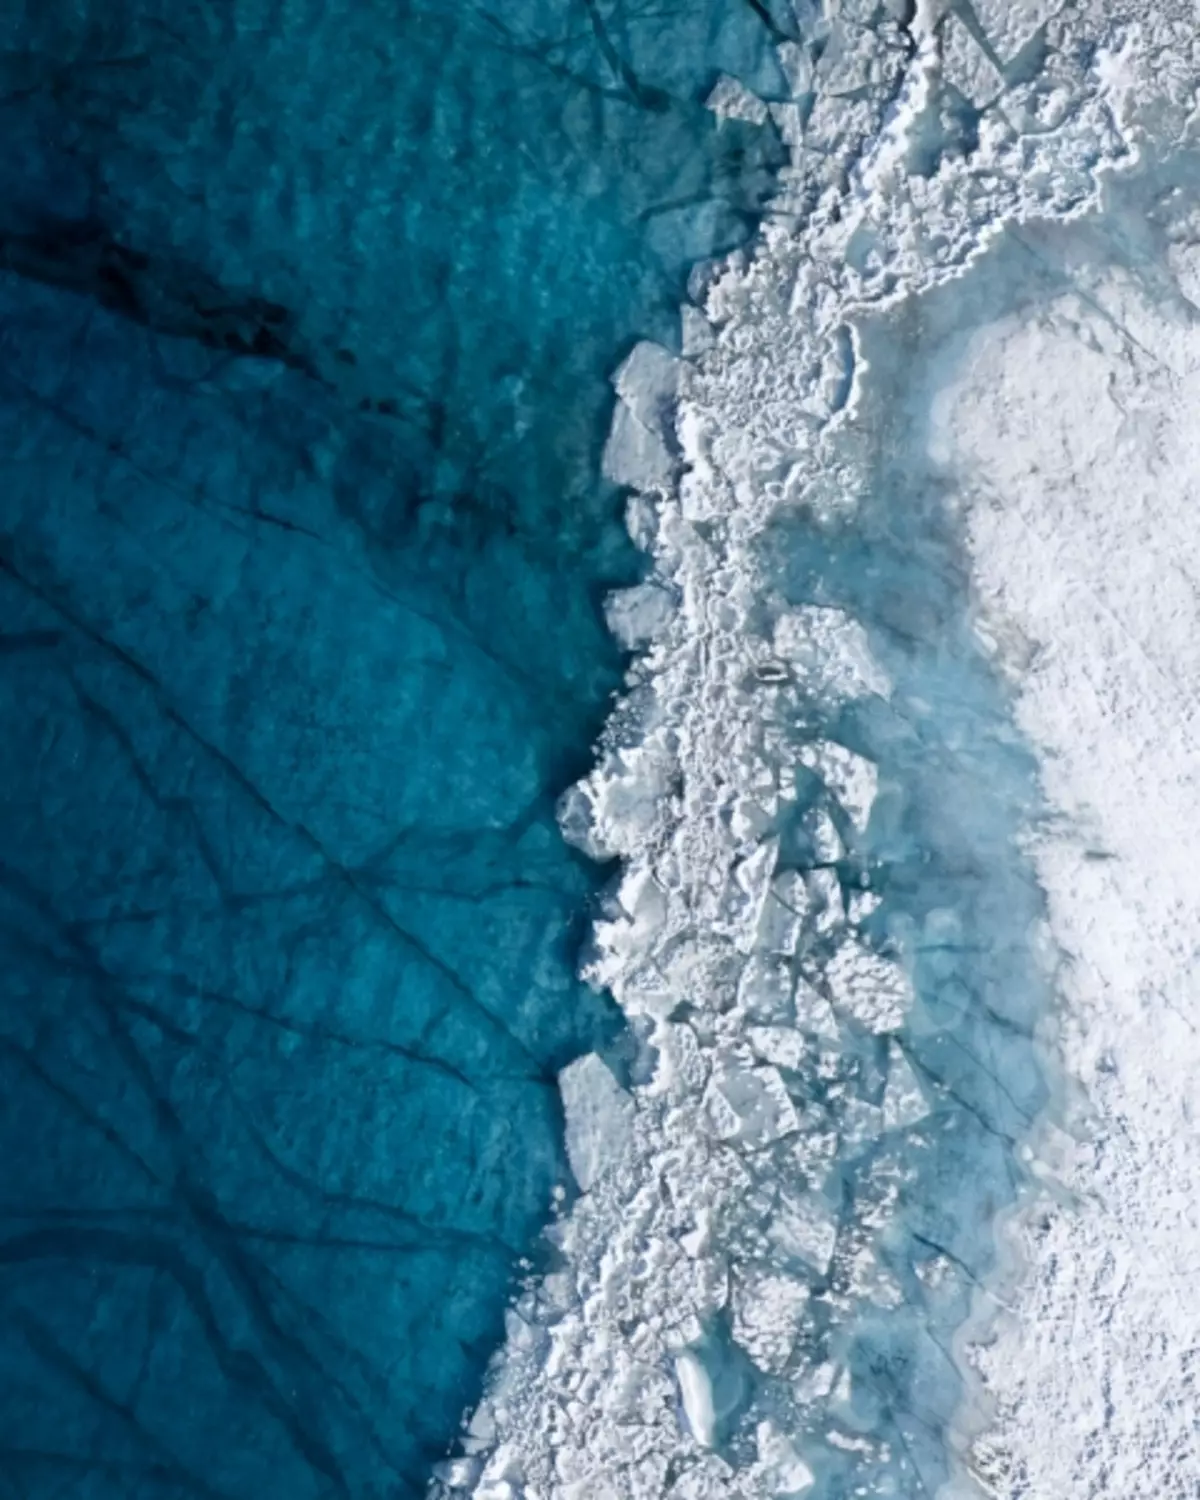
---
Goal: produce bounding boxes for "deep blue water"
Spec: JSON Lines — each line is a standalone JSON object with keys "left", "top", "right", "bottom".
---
{"left": 0, "top": 4, "right": 790, "bottom": 1495}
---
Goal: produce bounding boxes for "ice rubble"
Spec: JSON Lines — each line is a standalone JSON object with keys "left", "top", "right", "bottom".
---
{"left": 434, "top": 2, "right": 1183, "bottom": 1498}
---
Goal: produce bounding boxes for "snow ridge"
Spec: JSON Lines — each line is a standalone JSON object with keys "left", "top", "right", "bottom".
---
{"left": 429, "top": 3, "right": 1182, "bottom": 1497}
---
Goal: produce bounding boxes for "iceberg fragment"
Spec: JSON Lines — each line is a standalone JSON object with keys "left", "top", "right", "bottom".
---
{"left": 675, "top": 1350, "right": 718, "bottom": 1448}
{"left": 559, "top": 1054, "right": 635, "bottom": 1193}
{"left": 704, "top": 1055, "right": 799, "bottom": 1148}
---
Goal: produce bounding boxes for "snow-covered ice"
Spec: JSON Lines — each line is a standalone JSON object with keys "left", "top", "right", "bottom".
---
{"left": 925, "top": 153, "right": 1200, "bottom": 1498}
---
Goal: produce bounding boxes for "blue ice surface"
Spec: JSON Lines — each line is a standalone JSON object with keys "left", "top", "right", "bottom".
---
{"left": 0, "top": 3, "right": 790, "bottom": 1496}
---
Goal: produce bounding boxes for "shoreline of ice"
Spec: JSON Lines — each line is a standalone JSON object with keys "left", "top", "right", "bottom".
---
{"left": 434, "top": 4, "right": 1199, "bottom": 1496}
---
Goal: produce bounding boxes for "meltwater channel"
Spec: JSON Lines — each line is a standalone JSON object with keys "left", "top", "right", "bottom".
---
{"left": 0, "top": 3, "right": 789, "bottom": 1498}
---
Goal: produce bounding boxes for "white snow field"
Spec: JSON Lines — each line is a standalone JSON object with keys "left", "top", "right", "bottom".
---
{"left": 432, "top": 3, "right": 1200, "bottom": 1498}
{"left": 926, "top": 178, "right": 1200, "bottom": 1497}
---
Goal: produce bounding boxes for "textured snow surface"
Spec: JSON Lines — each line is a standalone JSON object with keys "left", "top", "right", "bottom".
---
{"left": 927, "top": 158, "right": 1200, "bottom": 1496}
{"left": 438, "top": 4, "right": 1200, "bottom": 1499}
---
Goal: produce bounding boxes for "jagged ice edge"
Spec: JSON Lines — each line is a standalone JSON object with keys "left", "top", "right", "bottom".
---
{"left": 426, "top": 3, "right": 1169, "bottom": 1498}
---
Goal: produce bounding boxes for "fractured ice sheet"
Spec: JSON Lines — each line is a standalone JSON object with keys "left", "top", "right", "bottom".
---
{"left": 919, "top": 140, "right": 1200, "bottom": 1497}
{"left": 435, "top": 4, "right": 1171, "bottom": 1499}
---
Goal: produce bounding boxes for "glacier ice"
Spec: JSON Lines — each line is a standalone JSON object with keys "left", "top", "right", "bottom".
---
{"left": 436, "top": 2, "right": 1180, "bottom": 1498}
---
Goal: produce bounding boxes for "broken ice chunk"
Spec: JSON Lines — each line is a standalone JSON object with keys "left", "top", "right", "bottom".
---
{"left": 432, "top": 1454, "right": 483, "bottom": 1491}
{"left": 592, "top": 864, "right": 668, "bottom": 974}
{"left": 669, "top": 1454, "right": 738, "bottom": 1499}
{"left": 776, "top": 41, "right": 814, "bottom": 97}
{"left": 737, "top": 954, "right": 794, "bottom": 1023}
{"left": 655, "top": 933, "right": 744, "bottom": 1014}
{"left": 732, "top": 1269, "right": 810, "bottom": 1373}
{"left": 476, "top": 1444, "right": 526, "bottom": 1500}
{"left": 837, "top": 1097, "right": 883, "bottom": 1158}
{"left": 808, "top": 807, "right": 843, "bottom": 864}
{"left": 799, "top": 741, "right": 879, "bottom": 833}
{"left": 748, "top": 1025, "right": 809, "bottom": 1072}
{"left": 847, "top": 887, "right": 882, "bottom": 924}
{"left": 773, "top": 607, "right": 892, "bottom": 701}
{"left": 558, "top": 1054, "right": 635, "bottom": 1192}
{"left": 825, "top": 935, "right": 912, "bottom": 1033}
{"left": 475, "top": 1481, "right": 520, "bottom": 1500}
{"left": 754, "top": 1419, "right": 815, "bottom": 1494}
{"left": 559, "top": 743, "right": 675, "bottom": 861}
{"left": 705, "top": 74, "right": 769, "bottom": 126}
{"left": 769, "top": 99, "right": 805, "bottom": 147}
{"left": 603, "top": 342, "right": 680, "bottom": 489}
{"left": 681, "top": 304, "right": 716, "bottom": 357}
{"left": 563, "top": 1480, "right": 620, "bottom": 1500}
{"left": 793, "top": 1360, "right": 837, "bottom": 1408}
{"left": 806, "top": 867, "right": 845, "bottom": 936}
{"left": 971, "top": 0, "right": 1059, "bottom": 62}
{"left": 768, "top": 1187, "right": 839, "bottom": 1275}
{"left": 649, "top": 1020, "right": 710, "bottom": 1096}
{"left": 604, "top": 582, "right": 676, "bottom": 650}
{"left": 881, "top": 1042, "right": 930, "bottom": 1131}
{"left": 786, "top": 1126, "right": 838, "bottom": 1189}
{"left": 717, "top": 838, "right": 779, "bottom": 952}
{"left": 939, "top": 13, "right": 1003, "bottom": 107}
{"left": 704, "top": 1059, "right": 799, "bottom": 1147}
{"left": 613, "top": 339, "right": 680, "bottom": 429}
{"left": 793, "top": 975, "right": 839, "bottom": 1037}
{"left": 754, "top": 869, "right": 809, "bottom": 954}
{"left": 604, "top": 400, "right": 674, "bottom": 489}
{"left": 675, "top": 1351, "right": 717, "bottom": 1447}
